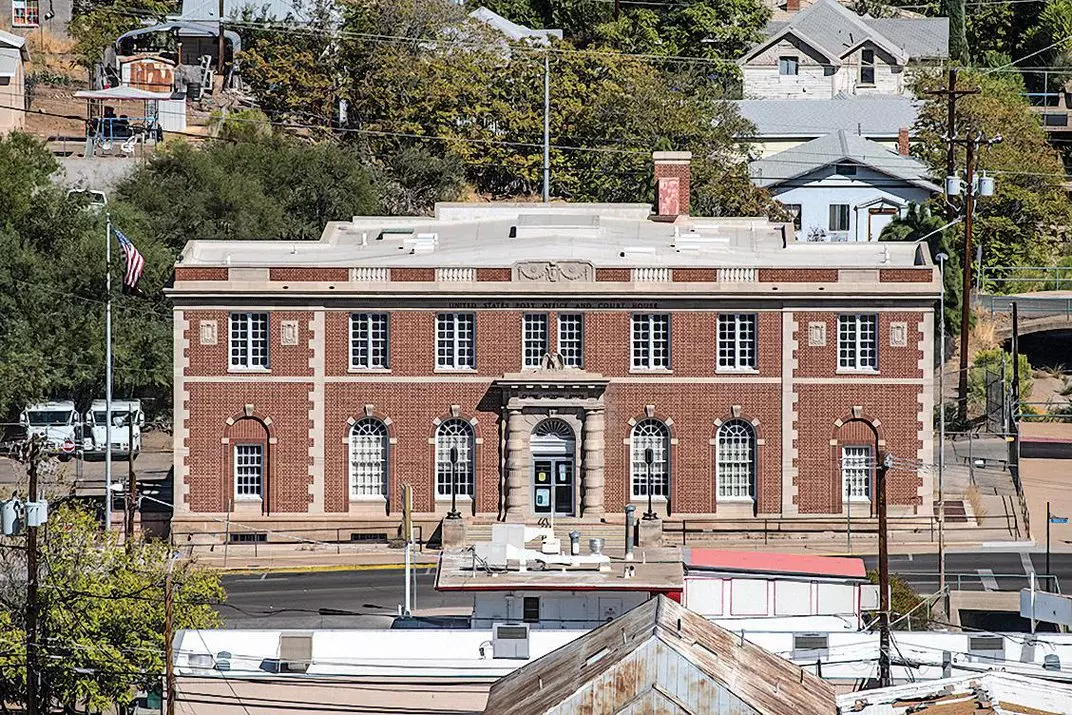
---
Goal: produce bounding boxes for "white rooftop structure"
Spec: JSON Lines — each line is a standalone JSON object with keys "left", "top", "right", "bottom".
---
{"left": 838, "top": 672, "right": 1072, "bottom": 714}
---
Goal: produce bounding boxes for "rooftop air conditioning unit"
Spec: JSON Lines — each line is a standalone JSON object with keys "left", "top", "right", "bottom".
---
{"left": 279, "top": 633, "right": 313, "bottom": 673}
{"left": 968, "top": 636, "right": 1004, "bottom": 663}
{"left": 791, "top": 633, "right": 829, "bottom": 662}
{"left": 492, "top": 623, "right": 531, "bottom": 660}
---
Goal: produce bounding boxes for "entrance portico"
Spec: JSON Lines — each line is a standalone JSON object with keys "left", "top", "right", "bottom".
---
{"left": 497, "top": 365, "right": 609, "bottom": 522}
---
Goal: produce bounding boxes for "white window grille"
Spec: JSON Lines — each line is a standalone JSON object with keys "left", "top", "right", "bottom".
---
{"left": 436, "top": 313, "right": 476, "bottom": 370}
{"left": 436, "top": 419, "right": 475, "bottom": 498}
{"left": 350, "top": 313, "right": 389, "bottom": 369}
{"left": 523, "top": 314, "right": 548, "bottom": 369}
{"left": 631, "top": 419, "right": 669, "bottom": 499}
{"left": 349, "top": 418, "right": 388, "bottom": 499}
{"left": 717, "top": 420, "right": 756, "bottom": 500}
{"left": 838, "top": 314, "right": 878, "bottom": 370}
{"left": 234, "top": 444, "right": 263, "bottom": 500}
{"left": 557, "top": 313, "right": 584, "bottom": 368}
{"left": 229, "top": 313, "right": 269, "bottom": 370}
{"left": 631, "top": 314, "right": 670, "bottom": 370}
{"left": 12, "top": 0, "right": 39, "bottom": 26}
{"left": 842, "top": 445, "right": 872, "bottom": 502}
{"left": 717, "top": 314, "right": 757, "bottom": 370}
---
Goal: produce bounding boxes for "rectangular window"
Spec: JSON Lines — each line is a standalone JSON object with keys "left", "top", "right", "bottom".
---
{"left": 557, "top": 313, "right": 584, "bottom": 368}
{"left": 234, "top": 444, "right": 263, "bottom": 500}
{"left": 717, "top": 314, "right": 757, "bottom": 371}
{"left": 835, "top": 163, "right": 858, "bottom": 176}
{"left": 783, "top": 203, "right": 802, "bottom": 231}
{"left": 828, "top": 204, "right": 850, "bottom": 232}
{"left": 860, "top": 49, "right": 875, "bottom": 85}
{"left": 631, "top": 314, "right": 670, "bottom": 370}
{"left": 436, "top": 313, "right": 476, "bottom": 370}
{"left": 523, "top": 597, "right": 540, "bottom": 623}
{"left": 12, "top": 0, "right": 39, "bottom": 26}
{"left": 522, "top": 314, "right": 548, "bottom": 368}
{"left": 350, "top": 313, "right": 389, "bottom": 370}
{"left": 838, "top": 314, "right": 878, "bottom": 370}
{"left": 842, "top": 445, "right": 872, "bottom": 501}
{"left": 778, "top": 56, "right": 799, "bottom": 76}
{"left": 229, "top": 313, "right": 269, "bottom": 370}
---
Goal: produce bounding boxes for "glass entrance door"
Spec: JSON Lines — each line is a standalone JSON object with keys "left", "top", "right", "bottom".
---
{"left": 534, "top": 458, "right": 574, "bottom": 515}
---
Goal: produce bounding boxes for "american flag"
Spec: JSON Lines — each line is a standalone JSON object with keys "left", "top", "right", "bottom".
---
{"left": 114, "top": 228, "right": 145, "bottom": 295}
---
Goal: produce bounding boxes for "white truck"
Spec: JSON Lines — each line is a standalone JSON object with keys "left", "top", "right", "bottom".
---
{"left": 85, "top": 399, "right": 144, "bottom": 458}
{"left": 19, "top": 402, "right": 81, "bottom": 455}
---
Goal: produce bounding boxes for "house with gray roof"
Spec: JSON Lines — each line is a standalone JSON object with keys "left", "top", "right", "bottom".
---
{"left": 750, "top": 129, "right": 939, "bottom": 242}
{"left": 735, "top": 93, "right": 920, "bottom": 158}
{"left": 739, "top": 0, "right": 947, "bottom": 100}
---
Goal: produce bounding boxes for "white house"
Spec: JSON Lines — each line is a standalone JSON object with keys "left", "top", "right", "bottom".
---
{"left": 0, "top": 29, "right": 28, "bottom": 134}
{"left": 739, "top": 0, "right": 947, "bottom": 100}
{"left": 749, "top": 130, "right": 939, "bottom": 242}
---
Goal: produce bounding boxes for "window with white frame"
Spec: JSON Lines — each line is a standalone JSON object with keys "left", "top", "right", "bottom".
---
{"left": 828, "top": 204, "right": 850, "bottom": 232}
{"left": 557, "top": 313, "right": 584, "bottom": 368}
{"left": 717, "top": 314, "right": 757, "bottom": 370}
{"left": 631, "top": 419, "right": 669, "bottom": 499}
{"left": 12, "top": 0, "right": 39, "bottom": 26}
{"left": 860, "top": 48, "right": 876, "bottom": 85}
{"left": 523, "top": 314, "right": 548, "bottom": 368}
{"left": 435, "top": 419, "right": 474, "bottom": 498}
{"left": 234, "top": 444, "right": 264, "bottom": 500}
{"left": 717, "top": 420, "right": 756, "bottom": 500}
{"left": 631, "top": 314, "right": 670, "bottom": 370}
{"left": 838, "top": 314, "right": 878, "bottom": 370}
{"left": 436, "top": 313, "right": 475, "bottom": 370}
{"left": 349, "top": 418, "right": 388, "bottom": 499}
{"left": 842, "top": 445, "right": 872, "bottom": 501}
{"left": 350, "top": 313, "right": 389, "bottom": 369}
{"left": 229, "top": 313, "right": 269, "bottom": 369}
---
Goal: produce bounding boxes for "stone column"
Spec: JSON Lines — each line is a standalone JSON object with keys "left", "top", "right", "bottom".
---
{"left": 504, "top": 408, "right": 529, "bottom": 521}
{"left": 582, "top": 408, "right": 606, "bottom": 518}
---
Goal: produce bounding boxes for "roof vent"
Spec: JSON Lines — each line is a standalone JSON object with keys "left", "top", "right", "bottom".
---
{"left": 791, "top": 634, "right": 829, "bottom": 662}
{"left": 492, "top": 623, "right": 531, "bottom": 659}
{"left": 967, "top": 636, "right": 1004, "bottom": 663}
{"left": 279, "top": 633, "right": 313, "bottom": 673}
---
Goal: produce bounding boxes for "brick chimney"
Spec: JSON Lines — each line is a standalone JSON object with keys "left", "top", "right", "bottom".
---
{"left": 897, "top": 127, "right": 910, "bottom": 156}
{"left": 653, "top": 151, "right": 692, "bottom": 218}
{"left": 786, "top": 0, "right": 800, "bottom": 12}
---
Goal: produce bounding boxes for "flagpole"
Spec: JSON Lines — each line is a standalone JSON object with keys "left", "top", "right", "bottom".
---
{"left": 104, "top": 214, "right": 113, "bottom": 531}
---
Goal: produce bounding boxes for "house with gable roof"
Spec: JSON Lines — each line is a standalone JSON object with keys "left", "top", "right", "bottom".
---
{"left": 739, "top": 0, "right": 948, "bottom": 100}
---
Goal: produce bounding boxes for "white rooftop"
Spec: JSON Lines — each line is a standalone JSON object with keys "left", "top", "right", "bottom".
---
{"left": 177, "top": 202, "right": 929, "bottom": 269}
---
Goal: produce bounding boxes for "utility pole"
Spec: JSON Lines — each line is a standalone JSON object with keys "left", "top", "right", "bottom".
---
{"left": 125, "top": 415, "right": 137, "bottom": 542}
{"left": 25, "top": 440, "right": 41, "bottom": 715}
{"left": 937, "top": 252, "right": 948, "bottom": 614}
{"left": 104, "top": 215, "right": 113, "bottom": 531}
{"left": 614, "top": 0, "right": 621, "bottom": 20}
{"left": 925, "top": 69, "right": 978, "bottom": 220}
{"left": 877, "top": 450, "right": 894, "bottom": 688}
{"left": 217, "top": 0, "right": 226, "bottom": 79}
{"left": 164, "top": 558, "right": 176, "bottom": 715}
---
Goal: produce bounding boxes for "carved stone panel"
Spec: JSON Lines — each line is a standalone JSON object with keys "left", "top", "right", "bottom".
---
{"left": 808, "top": 321, "right": 827, "bottom": 347}
{"left": 889, "top": 322, "right": 908, "bottom": 347}
{"left": 513, "top": 261, "right": 594, "bottom": 283}
{"left": 199, "top": 320, "right": 218, "bottom": 346}
{"left": 280, "top": 320, "right": 299, "bottom": 346}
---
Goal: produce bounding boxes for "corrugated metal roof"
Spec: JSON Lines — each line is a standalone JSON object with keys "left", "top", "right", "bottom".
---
{"left": 837, "top": 672, "right": 1072, "bottom": 714}
{"left": 685, "top": 548, "right": 867, "bottom": 579}
{"left": 483, "top": 595, "right": 836, "bottom": 715}
{"left": 749, "top": 129, "right": 940, "bottom": 191}
{"left": 179, "top": 0, "right": 309, "bottom": 22}
{"left": 734, "top": 96, "right": 919, "bottom": 139}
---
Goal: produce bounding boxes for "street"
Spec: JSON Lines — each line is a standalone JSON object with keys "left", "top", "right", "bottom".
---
{"left": 218, "top": 550, "right": 1072, "bottom": 629}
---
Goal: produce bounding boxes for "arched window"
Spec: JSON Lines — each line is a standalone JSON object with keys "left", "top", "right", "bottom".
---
{"left": 717, "top": 420, "right": 756, "bottom": 500}
{"left": 436, "top": 419, "right": 475, "bottom": 498}
{"left": 349, "top": 418, "right": 388, "bottom": 499}
{"left": 631, "top": 419, "right": 669, "bottom": 499}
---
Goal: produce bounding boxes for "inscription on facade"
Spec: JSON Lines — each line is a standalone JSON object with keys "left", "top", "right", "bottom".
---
{"left": 199, "top": 320, "right": 217, "bottom": 346}
{"left": 446, "top": 301, "right": 658, "bottom": 310}
{"left": 280, "top": 320, "right": 299, "bottom": 346}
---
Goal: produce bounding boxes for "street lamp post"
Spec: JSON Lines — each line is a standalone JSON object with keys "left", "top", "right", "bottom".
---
{"left": 937, "top": 252, "right": 948, "bottom": 610}
{"left": 642, "top": 448, "right": 656, "bottom": 521}
{"left": 446, "top": 446, "right": 461, "bottom": 520}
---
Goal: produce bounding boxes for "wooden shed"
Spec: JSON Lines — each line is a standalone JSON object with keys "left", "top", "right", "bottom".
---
{"left": 483, "top": 595, "right": 836, "bottom": 715}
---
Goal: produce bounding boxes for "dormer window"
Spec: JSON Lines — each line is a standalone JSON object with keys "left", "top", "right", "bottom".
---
{"left": 778, "top": 56, "right": 799, "bottom": 76}
{"left": 860, "top": 49, "right": 875, "bottom": 85}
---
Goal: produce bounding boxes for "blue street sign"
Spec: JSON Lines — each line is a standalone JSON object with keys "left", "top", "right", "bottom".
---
{"left": 1050, "top": 516, "right": 1069, "bottom": 524}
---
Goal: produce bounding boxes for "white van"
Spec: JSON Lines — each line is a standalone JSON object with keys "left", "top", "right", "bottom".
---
{"left": 86, "top": 399, "right": 144, "bottom": 458}
{"left": 19, "top": 402, "right": 81, "bottom": 453}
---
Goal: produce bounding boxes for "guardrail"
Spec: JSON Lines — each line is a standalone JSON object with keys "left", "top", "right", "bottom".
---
{"left": 979, "top": 266, "right": 1072, "bottom": 293}
{"left": 894, "top": 570, "right": 1061, "bottom": 594}
{"left": 973, "top": 294, "right": 1072, "bottom": 319}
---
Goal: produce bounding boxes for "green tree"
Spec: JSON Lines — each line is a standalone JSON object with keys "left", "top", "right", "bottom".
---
{"left": 867, "top": 570, "right": 931, "bottom": 631}
{"left": 942, "top": 0, "right": 968, "bottom": 63}
{"left": 912, "top": 69, "right": 1070, "bottom": 283}
{"left": 969, "top": 348, "right": 1033, "bottom": 414}
{"left": 0, "top": 504, "right": 222, "bottom": 710}
{"left": 69, "top": 0, "right": 177, "bottom": 70}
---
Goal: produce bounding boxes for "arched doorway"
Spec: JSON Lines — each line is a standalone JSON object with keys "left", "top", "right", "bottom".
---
{"left": 531, "top": 418, "right": 576, "bottom": 516}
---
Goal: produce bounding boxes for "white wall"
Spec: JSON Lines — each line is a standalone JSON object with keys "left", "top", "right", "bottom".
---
{"left": 766, "top": 166, "right": 932, "bottom": 242}
{"left": 742, "top": 39, "right": 906, "bottom": 99}
{"left": 472, "top": 590, "right": 650, "bottom": 630}
{"left": 684, "top": 575, "right": 865, "bottom": 629}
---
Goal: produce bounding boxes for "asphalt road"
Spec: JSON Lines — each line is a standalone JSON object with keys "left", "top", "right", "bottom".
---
{"left": 219, "top": 550, "right": 1072, "bottom": 629}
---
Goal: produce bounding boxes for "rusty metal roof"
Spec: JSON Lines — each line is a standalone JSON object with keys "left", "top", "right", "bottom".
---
{"left": 482, "top": 595, "right": 836, "bottom": 715}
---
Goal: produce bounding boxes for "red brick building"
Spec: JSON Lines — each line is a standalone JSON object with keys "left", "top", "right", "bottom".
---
{"left": 168, "top": 153, "right": 938, "bottom": 540}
